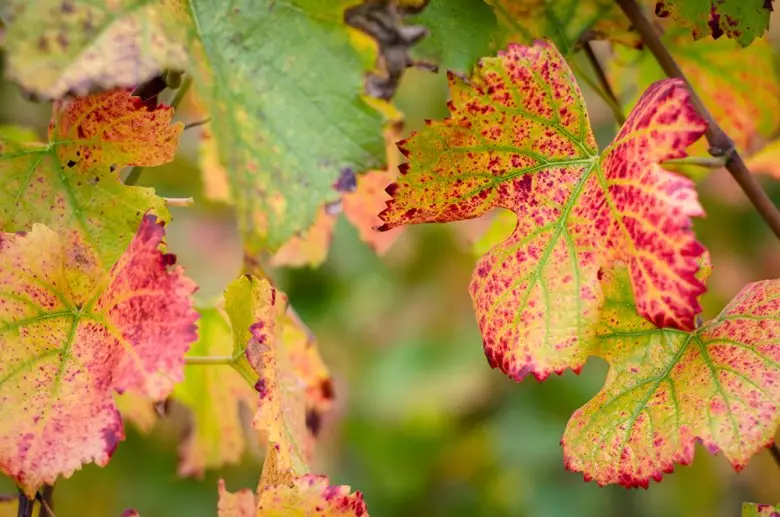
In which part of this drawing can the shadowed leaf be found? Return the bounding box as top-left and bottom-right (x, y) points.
(655, 0), (772, 46)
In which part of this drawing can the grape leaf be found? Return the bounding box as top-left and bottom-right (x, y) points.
(744, 503), (780, 517)
(342, 169), (405, 255)
(563, 266), (780, 487)
(610, 30), (780, 155)
(654, 0), (773, 46)
(270, 207), (338, 269)
(486, 0), (639, 53)
(224, 275), (333, 474)
(380, 42), (708, 381)
(747, 141), (780, 179)
(173, 308), (257, 477)
(0, 1), (188, 98)
(218, 474), (369, 517)
(3, 1), (388, 252)
(0, 215), (198, 496)
(0, 88), (180, 278)
(407, 0), (497, 72)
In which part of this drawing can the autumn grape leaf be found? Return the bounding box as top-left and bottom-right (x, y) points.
(379, 42), (708, 381)
(0, 88), (180, 281)
(563, 265), (780, 487)
(406, 0), (497, 72)
(218, 472), (369, 517)
(224, 275), (333, 474)
(610, 29), (780, 156)
(744, 503), (780, 516)
(3, 1), (388, 251)
(173, 308), (257, 477)
(485, 0), (639, 53)
(272, 127), (406, 267)
(0, 1), (188, 98)
(0, 215), (198, 496)
(655, 0), (772, 46)
(746, 141), (780, 179)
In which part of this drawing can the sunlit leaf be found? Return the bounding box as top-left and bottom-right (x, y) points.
(0, 88), (179, 279)
(655, 0), (772, 46)
(564, 266), (780, 486)
(380, 42), (707, 381)
(0, 215), (198, 496)
(173, 308), (257, 477)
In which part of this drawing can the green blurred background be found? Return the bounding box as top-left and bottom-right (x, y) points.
(2, 32), (780, 517)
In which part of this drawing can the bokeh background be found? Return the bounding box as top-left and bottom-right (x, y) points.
(3, 16), (780, 517)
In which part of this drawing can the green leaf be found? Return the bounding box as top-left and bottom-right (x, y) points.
(655, 0), (772, 46)
(408, 0), (497, 72)
(743, 503), (780, 517)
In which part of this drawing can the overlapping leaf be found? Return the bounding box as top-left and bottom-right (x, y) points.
(486, 0), (639, 52)
(380, 41), (707, 381)
(272, 128), (406, 267)
(611, 29), (780, 156)
(655, 0), (772, 46)
(0, 215), (198, 496)
(2, 1), (389, 251)
(563, 266), (780, 487)
(744, 503), (780, 516)
(0, 88), (179, 278)
(173, 308), (257, 477)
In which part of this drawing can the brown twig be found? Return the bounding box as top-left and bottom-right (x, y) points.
(582, 41), (625, 125)
(16, 489), (34, 517)
(38, 485), (55, 517)
(616, 0), (780, 241)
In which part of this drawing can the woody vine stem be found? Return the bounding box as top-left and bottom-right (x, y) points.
(615, 0), (780, 241)
(613, 0), (780, 468)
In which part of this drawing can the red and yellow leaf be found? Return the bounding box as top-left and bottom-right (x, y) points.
(173, 308), (257, 477)
(611, 30), (780, 156)
(270, 207), (338, 268)
(0, 215), (197, 496)
(0, 88), (181, 275)
(224, 275), (333, 474)
(563, 266), (780, 487)
(380, 42), (707, 381)
(218, 474), (369, 517)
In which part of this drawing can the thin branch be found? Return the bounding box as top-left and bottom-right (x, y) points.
(163, 196), (194, 208)
(16, 489), (34, 517)
(184, 355), (237, 365)
(661, 156), (728, 169)
(38, 485), (55, 517)
(183, 118), (211, 131)
(769, 442), (780, 470)
(125, 77), (193, 187)
(582, 41), (625, 125)
(616, 0), (780, 241)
